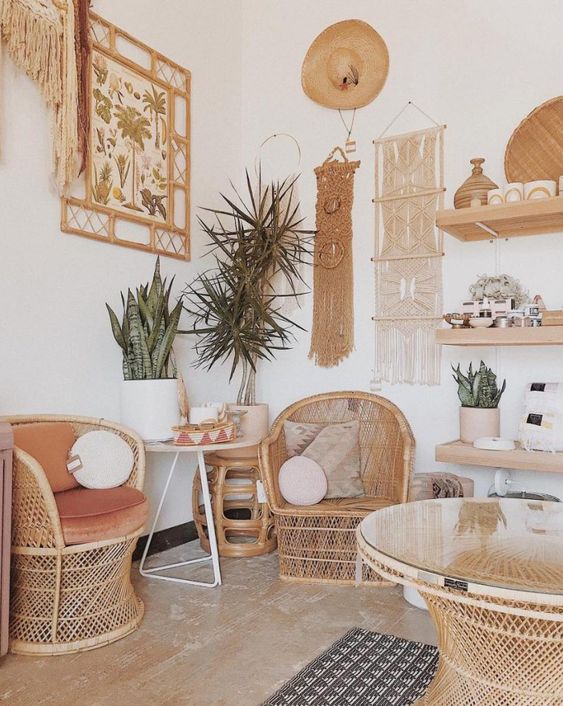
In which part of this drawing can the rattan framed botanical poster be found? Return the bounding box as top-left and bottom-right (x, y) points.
(61, 13), (191, 260)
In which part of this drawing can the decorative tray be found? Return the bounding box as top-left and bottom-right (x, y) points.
(504, 96), (563, 182)
(171, 420), (236, 446)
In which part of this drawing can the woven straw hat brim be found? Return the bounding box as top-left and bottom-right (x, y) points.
(302, 19), (389, 110)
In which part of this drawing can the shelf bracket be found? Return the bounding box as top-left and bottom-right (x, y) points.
(475, 221), (499, 238)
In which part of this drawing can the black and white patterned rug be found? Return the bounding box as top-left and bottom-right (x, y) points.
(262, 628), (438, 706)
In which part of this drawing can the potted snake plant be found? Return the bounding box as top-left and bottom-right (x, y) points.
(107, 258), (183, 441)
(452, 361), (506, 443)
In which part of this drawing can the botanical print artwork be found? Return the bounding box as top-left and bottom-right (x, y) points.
(91, 51), (169, 223)
(61, 12), (190, 260)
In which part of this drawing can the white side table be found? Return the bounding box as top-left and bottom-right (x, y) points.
(140, 439), (256, 587)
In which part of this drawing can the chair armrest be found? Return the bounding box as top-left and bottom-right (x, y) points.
(11, 449), (64, 549)
(259, 427), (287, 512)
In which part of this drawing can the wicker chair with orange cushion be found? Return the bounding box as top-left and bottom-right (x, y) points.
(259, 392), (415, 585)
(4, 414), (148, 655)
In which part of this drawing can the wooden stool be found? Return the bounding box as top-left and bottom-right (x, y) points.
(192, 454), (276, 558)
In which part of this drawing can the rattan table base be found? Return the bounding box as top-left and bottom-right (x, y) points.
(357, 500), (563, 706)
(415, 594), (563, 705)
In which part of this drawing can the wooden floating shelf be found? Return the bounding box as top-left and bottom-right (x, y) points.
(436, 196), (563, 241)
(436, 326), (563, 347)
(436, 440), (563, 474)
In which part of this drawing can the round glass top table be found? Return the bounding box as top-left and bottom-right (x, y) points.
(357, 498), (563, 706)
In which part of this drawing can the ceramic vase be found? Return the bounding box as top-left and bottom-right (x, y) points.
(219, 403), (270, 459)
(120, 379), (179, 442)
(454, 158), (498, 209)
(459, 406), (500, 444)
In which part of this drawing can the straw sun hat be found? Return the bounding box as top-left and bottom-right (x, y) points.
(301, 20), (389, 110)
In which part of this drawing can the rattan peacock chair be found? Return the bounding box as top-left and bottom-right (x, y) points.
(5, 414), (146, 655)
(259, 392), (415, 585)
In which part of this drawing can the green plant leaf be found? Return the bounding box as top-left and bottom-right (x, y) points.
(153, 299), (182, 378)
(106, 304), (126, 351)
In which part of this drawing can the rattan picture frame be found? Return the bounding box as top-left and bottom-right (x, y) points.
(61, 13), (191, 260)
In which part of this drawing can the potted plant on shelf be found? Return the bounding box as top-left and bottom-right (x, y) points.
(180, 171), (313, 452)
(452, 361), (506, 443)
(107, 258), (183, 441)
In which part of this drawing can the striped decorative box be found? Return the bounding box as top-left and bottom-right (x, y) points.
(172, 421), (236, 446)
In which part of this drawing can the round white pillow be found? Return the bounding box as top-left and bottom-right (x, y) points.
(69, 431), (134, 489)
(278, 456), (327, 505)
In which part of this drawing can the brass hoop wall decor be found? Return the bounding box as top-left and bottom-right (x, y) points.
(61, 13), (191, 260)
(309, 147), (360, 368)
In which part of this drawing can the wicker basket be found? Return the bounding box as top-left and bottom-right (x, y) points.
(3, 415), (146, 655)
(504, 96), (563, 183)
(259, 392), (415, 585)
(172, 421), (236, 446)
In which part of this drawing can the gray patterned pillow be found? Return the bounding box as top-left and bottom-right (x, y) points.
(283, 420), (364, 498)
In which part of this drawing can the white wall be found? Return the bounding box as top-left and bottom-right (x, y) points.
(241, 0), (563, 500)
(0, 0), (242, 529)
(2, 1), (563, 535)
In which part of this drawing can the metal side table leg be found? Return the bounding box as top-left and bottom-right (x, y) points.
(196, 449), (222, 586)
(139, 451), (221, 587)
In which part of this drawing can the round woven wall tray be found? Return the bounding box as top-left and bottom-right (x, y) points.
(504, 96), (563, 183)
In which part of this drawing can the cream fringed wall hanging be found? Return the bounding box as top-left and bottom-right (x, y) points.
(309, 147), (360, 367)
(0, 0), (80, 192)
(373, 124), (445, 385)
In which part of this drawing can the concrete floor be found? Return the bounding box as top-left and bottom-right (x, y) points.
(0, 544), (435, 706)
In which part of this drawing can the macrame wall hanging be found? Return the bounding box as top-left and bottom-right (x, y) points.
(373, 107), (445, 385)
(309, 147), (360, 368)
(0, 0), (83, 192)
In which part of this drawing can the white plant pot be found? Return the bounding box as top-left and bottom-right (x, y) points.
(220, 403), (269, 458)
(120, 379), (179, 442)
(403, 586), (428, 611)
(459, 406), (500, 444)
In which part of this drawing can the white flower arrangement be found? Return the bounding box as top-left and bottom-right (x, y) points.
(469, 274), (528, 308)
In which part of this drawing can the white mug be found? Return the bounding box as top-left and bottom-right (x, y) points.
(189, 406), (219, 425)
(524, 180), (557, 200)
(504, 182), (523, 202)
(487, 188), (504, 205)
(558, 175), (563, 195)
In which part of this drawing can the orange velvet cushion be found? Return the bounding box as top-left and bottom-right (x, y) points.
(13, 422), (79, 493)
(55, 487), (148, 545)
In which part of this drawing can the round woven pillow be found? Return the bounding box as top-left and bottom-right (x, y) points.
(69, 431), (134, 489)
(278, 456), (327, 505)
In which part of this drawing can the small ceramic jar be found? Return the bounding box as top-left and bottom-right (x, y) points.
(524, 180), (557, 200)
(504, 182), (524, 202)
(487, 188), (504, 205)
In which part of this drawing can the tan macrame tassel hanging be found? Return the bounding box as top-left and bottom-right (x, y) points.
(309, 146), (360, 367)
(0, 0), (80, 192)
(373, 124), (445, 385)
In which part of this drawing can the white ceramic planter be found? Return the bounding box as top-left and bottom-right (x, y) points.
(403, 586), (428, 611)
(220, 403), (269, 458)
(459, 406), (500, 444)
(120, 379), (179, 442)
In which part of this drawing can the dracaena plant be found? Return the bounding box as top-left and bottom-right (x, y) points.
(107, 257), (182, 380)
(452, 361), (506, 408)
(180, 170), (313, 406)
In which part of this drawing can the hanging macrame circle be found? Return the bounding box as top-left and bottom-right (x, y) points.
(301, 19), (389, 110)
